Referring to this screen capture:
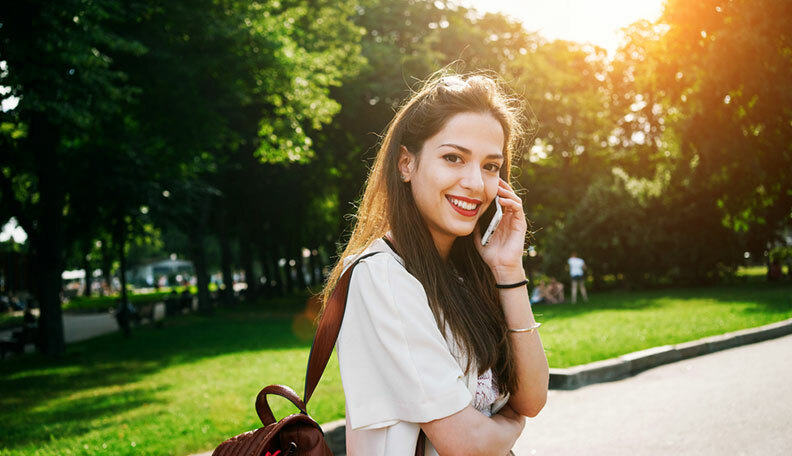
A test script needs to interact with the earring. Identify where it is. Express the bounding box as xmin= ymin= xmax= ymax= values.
xmin=399 ymin=174 xmax=407 ymax=182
